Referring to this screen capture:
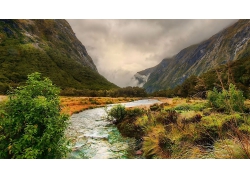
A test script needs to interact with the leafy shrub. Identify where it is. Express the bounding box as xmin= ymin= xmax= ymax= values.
xmin=207 ymin=84 xmax=245 ymax=112
xmin=108 ymin=104 xmax=126 ymax=124
xmin=174 ymin=102 xmax=207 ymax=112
xmin=0 ymin=72 xmax=70 ymax=158
xmin=174 ymin=104 xmax=191 ymax=112
xmin=126 ymin=107 xmax=144 ymax=118
xmin=190 ymin=103 xmax=207 ymax=111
